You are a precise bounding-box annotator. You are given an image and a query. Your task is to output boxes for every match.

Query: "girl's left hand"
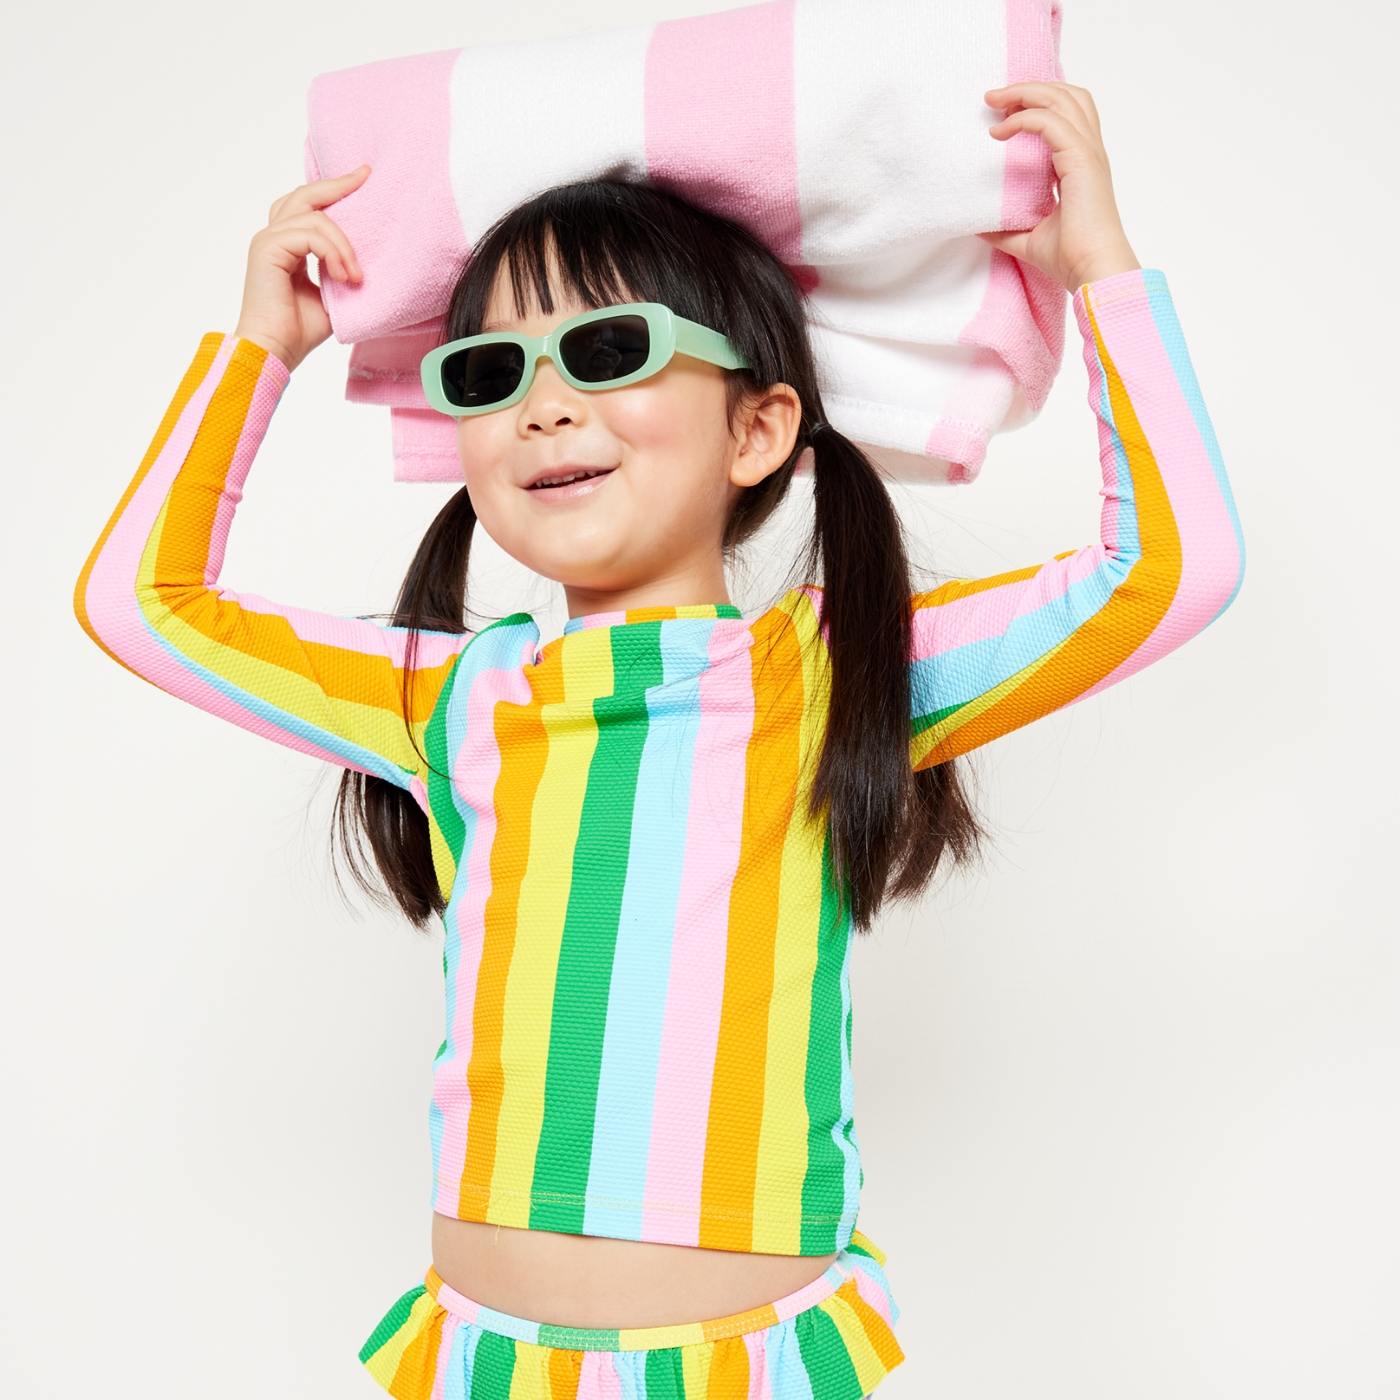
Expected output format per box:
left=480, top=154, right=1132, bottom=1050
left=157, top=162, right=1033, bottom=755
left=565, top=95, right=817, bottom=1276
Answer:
left=979, top=82, right=1140, bottom=292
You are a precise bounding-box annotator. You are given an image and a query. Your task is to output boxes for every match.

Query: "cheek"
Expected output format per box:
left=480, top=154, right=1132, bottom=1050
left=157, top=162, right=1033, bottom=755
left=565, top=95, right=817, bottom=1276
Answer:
left=455, top=419, right=515, bottom=500
left=604, top=376, right=731, bottom=459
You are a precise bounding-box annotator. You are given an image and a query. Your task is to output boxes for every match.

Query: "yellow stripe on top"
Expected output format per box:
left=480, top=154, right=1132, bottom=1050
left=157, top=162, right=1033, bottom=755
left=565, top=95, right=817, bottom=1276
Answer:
left=750, top=591, right=828, bottom=1254
left=489, top=628, right=614, bottom=1225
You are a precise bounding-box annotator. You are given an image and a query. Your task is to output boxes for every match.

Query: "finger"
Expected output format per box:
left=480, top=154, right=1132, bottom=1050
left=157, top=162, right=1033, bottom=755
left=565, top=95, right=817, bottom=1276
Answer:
left=1063, top=84, right=1102, bottom=134
left=985, top=80, right=1092, bottom=128
left=254, top=223, right=359, bottom=282
left=298, top=210, right=363, bottom=279
left=267, top=165, right=371, bottom=223
left=268, top=210, right=363, bottom=280
left=988, top=106, right=1093, bottom=156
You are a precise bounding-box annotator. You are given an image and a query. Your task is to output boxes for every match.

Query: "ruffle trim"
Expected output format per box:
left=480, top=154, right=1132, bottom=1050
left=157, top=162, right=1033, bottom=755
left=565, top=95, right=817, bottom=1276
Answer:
left=362, top=1233, right=902, bottom=1399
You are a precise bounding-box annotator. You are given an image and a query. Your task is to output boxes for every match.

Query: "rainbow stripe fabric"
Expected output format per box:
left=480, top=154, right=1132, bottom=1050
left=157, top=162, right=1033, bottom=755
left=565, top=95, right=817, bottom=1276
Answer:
left=75, top=271, right=1242, bottom=1264
left=360, top=1234, right=902, bottom=1400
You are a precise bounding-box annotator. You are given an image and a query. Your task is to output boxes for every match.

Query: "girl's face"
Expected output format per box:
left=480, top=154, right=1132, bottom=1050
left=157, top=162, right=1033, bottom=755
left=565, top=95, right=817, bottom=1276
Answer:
left=456, top=270, right=800, bottom=609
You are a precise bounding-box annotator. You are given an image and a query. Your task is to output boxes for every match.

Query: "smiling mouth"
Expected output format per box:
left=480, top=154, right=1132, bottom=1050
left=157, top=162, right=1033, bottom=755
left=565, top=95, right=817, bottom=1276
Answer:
left=528, top=468, right=615, bottom=490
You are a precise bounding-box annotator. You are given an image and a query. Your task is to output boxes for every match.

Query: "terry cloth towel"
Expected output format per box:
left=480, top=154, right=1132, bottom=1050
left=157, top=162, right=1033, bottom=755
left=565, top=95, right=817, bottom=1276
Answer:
left=305, top=0, right=1067, bottom=484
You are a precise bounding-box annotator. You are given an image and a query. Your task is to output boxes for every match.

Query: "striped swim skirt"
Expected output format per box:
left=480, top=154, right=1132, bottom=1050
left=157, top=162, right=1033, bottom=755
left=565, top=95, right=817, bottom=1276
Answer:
left=361, top=1232, right=903, bottom=1400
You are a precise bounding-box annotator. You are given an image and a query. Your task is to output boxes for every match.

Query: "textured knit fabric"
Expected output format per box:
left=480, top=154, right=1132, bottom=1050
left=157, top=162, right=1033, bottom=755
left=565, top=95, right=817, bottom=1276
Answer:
left=74, top=269, right=1243, bottom=1257
left=360, top=1233, right=901, bottom=1400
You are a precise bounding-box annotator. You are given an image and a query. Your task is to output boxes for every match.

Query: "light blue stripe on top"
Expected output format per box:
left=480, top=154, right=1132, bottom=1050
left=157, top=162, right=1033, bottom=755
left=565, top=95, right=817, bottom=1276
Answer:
left=1142, top=274, right=1245, bottom=621
left=583, top=620, right=711, bottom=1238
left=908, top=548, right=1132, bottom=717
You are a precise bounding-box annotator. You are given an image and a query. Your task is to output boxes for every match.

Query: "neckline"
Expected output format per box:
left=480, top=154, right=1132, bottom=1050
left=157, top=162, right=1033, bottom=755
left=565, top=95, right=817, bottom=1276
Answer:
left=561, top=603, right=744, bottom=636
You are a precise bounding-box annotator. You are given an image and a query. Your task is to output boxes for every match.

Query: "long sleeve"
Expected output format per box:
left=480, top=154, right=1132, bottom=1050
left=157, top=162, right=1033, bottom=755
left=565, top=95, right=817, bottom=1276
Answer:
left=74, top=334, right=472, bottom=792
left=910, top=269, right=1244, bottom=769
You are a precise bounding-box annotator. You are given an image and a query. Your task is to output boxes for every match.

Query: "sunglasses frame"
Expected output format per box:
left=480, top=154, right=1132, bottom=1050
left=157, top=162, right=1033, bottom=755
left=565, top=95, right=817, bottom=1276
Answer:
left=420, top=302, right=750, bottom=417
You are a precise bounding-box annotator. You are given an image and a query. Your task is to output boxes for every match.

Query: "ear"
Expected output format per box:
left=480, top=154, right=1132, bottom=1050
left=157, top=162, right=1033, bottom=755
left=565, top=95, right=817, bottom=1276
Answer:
left=729, top=383, right=802, bottom=489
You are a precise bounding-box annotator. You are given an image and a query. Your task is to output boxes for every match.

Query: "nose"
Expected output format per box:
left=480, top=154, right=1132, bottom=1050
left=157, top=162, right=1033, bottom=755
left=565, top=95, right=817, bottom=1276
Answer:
left=519, top=357, right=586, bottom=435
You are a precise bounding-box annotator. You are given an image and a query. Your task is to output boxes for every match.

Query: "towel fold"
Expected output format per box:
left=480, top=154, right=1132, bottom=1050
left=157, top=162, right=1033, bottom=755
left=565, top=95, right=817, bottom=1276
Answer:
left=305, top=0, right=1067, bottom=483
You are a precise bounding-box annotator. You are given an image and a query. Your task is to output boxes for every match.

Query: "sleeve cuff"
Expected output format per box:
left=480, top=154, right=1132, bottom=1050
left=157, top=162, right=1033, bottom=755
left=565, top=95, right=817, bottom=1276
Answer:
left=1073, top=269, right=1169, bottom=339
left=223, top=333, right=293, bottom=388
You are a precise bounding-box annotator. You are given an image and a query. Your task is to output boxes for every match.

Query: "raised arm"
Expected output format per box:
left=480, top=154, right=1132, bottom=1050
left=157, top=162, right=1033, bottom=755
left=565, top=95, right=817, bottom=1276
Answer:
left=910, top=83, right=1243, bottom=769
left=74, top=172, right=471, bottom=791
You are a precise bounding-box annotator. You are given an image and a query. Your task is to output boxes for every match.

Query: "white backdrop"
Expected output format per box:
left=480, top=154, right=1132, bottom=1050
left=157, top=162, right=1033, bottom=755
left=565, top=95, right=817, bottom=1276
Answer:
left=3, top=1, right=1396, bottom=1397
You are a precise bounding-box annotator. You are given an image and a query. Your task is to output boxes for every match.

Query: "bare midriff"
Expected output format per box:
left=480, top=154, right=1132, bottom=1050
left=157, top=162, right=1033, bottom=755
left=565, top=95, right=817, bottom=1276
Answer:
left=431, top=1214, right=838, bottom=1329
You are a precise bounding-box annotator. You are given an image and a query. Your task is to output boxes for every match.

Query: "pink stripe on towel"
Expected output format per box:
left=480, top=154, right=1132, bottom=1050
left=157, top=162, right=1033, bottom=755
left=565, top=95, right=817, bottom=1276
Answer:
left=306, top=49, right=468, bottom=343
left=1001, top=0, right=1063, bottom=228
left=644, top=1, right=804, bottom=270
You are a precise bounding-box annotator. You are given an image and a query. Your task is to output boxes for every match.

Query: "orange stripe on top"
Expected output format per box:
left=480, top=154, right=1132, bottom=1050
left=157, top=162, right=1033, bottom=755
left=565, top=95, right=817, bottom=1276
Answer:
left=458, top=663, right=558, bottom=1218
left=74, top=334, right=226, bottom=669
left=921, top=303, right=1183, bottom=766
left=698, top=609, right=805, bottom=1251
left=150, top=346, right=261, bottom=612
left=146, top=350, right=425, bottom=721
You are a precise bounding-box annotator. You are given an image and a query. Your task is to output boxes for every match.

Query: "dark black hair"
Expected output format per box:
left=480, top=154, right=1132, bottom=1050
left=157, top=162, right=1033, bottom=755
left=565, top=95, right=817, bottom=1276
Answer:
left=335, top=179, right=980, bottom=930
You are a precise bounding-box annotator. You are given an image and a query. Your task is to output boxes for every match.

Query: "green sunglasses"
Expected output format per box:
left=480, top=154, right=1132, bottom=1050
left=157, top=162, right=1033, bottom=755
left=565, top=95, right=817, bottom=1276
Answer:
left=420, top=302, right=750, bottom=417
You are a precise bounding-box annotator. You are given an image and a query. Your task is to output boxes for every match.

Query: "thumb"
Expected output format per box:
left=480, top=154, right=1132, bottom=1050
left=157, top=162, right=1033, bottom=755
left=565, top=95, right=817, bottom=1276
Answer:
left=977, top=228, right=1034, bottom=261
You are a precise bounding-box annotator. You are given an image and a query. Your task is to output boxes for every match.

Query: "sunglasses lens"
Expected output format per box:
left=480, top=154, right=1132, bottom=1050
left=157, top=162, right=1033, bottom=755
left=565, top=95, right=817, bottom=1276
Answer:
left=559, top=315, right=651, bottom=383
left=441, top=341, right=527, bottom=409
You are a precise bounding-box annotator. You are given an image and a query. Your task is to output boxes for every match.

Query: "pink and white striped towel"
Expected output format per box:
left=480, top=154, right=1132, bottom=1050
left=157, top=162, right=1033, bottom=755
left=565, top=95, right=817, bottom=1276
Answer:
left=305, top=0, right=1066, bottom=483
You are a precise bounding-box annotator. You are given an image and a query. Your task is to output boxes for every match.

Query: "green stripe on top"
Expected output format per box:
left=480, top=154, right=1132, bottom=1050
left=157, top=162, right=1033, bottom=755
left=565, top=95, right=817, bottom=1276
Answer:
left=801, top=836, right=852, bottom=1252
left=911, top=699, right=965, bottom=737
left=529, top=623, right=666, bottom=1233
left=358, top=1285, right=426, bottom=1363
left=425, top=659, right=466, bottom=863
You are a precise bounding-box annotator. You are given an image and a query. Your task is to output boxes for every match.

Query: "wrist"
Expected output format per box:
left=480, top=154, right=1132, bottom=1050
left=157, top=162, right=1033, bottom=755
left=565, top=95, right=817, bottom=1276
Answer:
left=1066, top=240, right=1141, bottom=292
left=233, top=323, right=298, bottom=372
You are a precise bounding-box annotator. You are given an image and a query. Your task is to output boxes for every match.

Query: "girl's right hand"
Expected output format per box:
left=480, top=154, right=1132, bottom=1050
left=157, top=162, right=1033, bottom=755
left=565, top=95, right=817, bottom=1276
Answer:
left=233, top=166, right=369, bottom=372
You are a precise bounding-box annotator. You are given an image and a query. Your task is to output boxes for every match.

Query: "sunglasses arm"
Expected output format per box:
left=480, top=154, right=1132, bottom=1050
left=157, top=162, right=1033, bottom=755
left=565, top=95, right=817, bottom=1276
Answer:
left=674, top=317, right=750, bottom=372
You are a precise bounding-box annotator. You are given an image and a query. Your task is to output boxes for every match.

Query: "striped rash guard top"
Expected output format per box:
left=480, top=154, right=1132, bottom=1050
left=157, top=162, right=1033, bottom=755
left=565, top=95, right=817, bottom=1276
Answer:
left=76, top=270, right=1242, bottom=1257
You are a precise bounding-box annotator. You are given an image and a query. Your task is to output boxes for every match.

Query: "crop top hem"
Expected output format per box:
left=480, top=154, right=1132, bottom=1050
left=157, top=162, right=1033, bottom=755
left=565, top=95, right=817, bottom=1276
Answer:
left=439, top=1179, right=859, bottom=1256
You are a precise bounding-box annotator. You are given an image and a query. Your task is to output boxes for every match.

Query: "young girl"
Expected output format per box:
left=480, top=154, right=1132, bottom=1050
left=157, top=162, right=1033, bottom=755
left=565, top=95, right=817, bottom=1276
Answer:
left=75, top=82, right=1241, bottom=1400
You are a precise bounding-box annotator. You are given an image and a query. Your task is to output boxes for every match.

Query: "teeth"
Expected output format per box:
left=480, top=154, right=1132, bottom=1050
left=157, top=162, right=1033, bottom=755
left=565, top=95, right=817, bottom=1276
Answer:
left=532, top=469, right=607, bottom=489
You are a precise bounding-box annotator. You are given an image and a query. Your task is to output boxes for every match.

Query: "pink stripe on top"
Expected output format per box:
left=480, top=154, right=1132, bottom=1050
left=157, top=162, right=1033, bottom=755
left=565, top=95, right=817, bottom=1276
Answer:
left=644, top=0, right=803, bottom=268
left=911, top=544, right=1108, bottom=661
left=641, top=625, right=756, bottom=1245
left=1075, top=275, right=1244, bottom=697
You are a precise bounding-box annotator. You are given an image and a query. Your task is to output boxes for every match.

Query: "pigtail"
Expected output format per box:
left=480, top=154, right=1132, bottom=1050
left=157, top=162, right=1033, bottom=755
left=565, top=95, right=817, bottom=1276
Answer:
left=806, top=425, right=982, bottom=928
left=333, top=486, right=477, bottom=927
